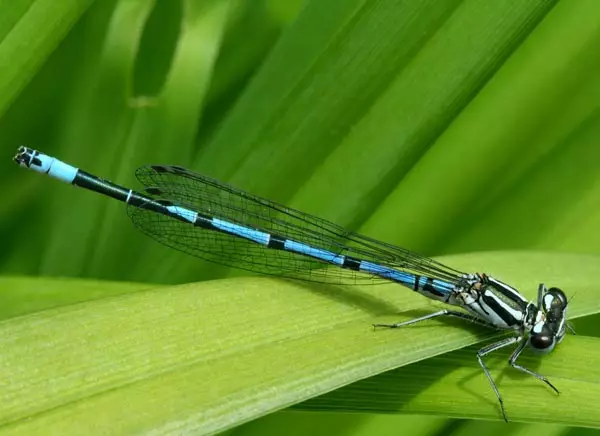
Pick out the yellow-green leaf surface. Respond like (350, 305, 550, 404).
(0, 276, 149, 321)
(1, 252, 599, 434)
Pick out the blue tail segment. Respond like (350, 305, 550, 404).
(283, 240, 345, 265)
(211, 218, 271, 245)
(359, 261, 454, 300)
(359, 261, 416, 285)
(193, 216, 456, 299)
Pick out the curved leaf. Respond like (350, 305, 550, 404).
(0, 252, 598, 434)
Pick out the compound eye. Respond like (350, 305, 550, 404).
(544, 287, 568, 317)
(530, 333, 555, 353)
(529, 324, 556, 354)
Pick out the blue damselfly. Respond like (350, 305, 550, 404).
(14, 146, 570, 421)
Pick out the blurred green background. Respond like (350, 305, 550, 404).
(1, 0, 600, 434)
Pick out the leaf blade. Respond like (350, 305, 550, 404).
(1, 252, 598, 434)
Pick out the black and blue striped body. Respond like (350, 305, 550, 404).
(167, 201, 456, 303)
(11, 147, 540, 320)
(13, 147, 459, 303)
(14, 146, 572, 422)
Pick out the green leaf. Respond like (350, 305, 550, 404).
(1, 252, 599, 434)
(0, 0, 95, 117)
(0, 276, 148, 321)
(296, 337, 600, 426)
(232, 412, 449, 436)
(358, 0, 600, 254)
(3, 0, 600, 434)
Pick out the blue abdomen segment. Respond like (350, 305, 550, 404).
(416, 275, 455, 301)
(212, 218, 271, 245)
(189, 216, 457, 297)
(283, 240, 345, 265)
(359, 261, 417, 285)
(359, 261, 454, 301)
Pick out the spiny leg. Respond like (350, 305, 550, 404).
(476, 336, 522, 422)
(373, 309, 494, 329)
(509, 339, 560, 394)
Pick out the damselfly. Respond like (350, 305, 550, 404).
(14, 146, 570, 421)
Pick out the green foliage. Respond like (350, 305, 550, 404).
(1, 0, 600, 434)
(1, 253, 599, 435)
